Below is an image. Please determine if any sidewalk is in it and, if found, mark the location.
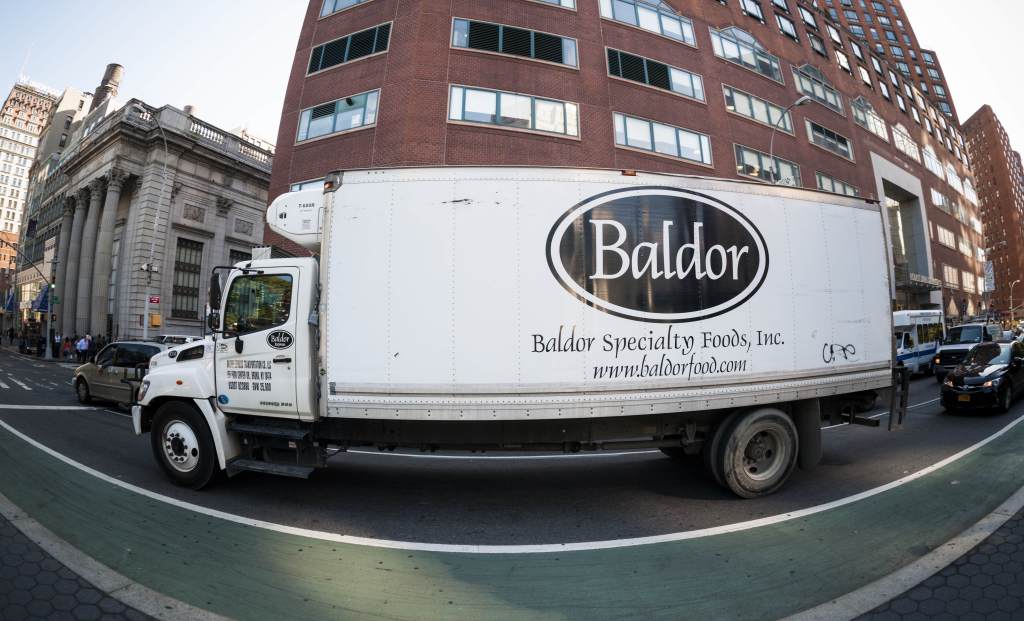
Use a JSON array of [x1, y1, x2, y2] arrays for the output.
[[0, 513, 151, 621], [0, 343, 80, 366], [857, 506, 1024, 620]]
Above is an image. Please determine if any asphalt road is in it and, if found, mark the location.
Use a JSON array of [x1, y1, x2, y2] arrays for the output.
[[0, 347, 1017, 547]]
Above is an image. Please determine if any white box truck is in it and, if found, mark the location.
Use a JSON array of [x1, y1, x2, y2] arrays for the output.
[[131, 167, 897, 497]]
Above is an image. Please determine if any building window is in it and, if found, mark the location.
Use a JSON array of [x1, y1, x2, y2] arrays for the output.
[[453, 19, 578, 67], [808, 33, 827, 56], [927, 67, 941, 79], [598, 0, 696, 46], [922, 145, 944, 178], [534, 0, 576, 7], [892, 124, 920, 161], [816, 172, 859, 196], [723, 85, 792, 132], [792, 64, 843, 114], [739, 0, 764, 19], [945, 162, 964, 195], [806, 120, 853, 160], [711, 27, 783, 82], [58, 134, 67, 147], [933, 84, 947, 98], [825, 23, 843, 46], [962, 271, 976, 293], [835, 50, 852, 73], [320, 0, 374, 18], [229, 249, 251, 265], [858, 66, 872, 87], [942, 264, 959, 288], [449, 85, 579, 137], [606, 49, 704, 100], [735, 144, 801, 186], [923, 51, 935, 65], [171, 238, 203, 319], [776, 14, 798, 40], [307, 23, 391, 74], [63, 117, 72, 130], [613, 112, 712, 165], [851, 98, 888, 141], [296, 90, 379, 142], [936, 225, 956, 248], [798, 6, 817, 29]]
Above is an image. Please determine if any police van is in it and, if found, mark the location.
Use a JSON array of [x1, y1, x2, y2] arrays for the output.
[[893, 310, 944, 374]]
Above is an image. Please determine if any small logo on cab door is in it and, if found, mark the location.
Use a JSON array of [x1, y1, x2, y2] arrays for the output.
[[267, 330, 294, 350]]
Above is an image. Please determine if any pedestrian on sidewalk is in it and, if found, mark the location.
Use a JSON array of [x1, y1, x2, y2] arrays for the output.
[[75, 336, 87, 363], [61, 337, 72, 362], [5, 327, 12, 345]]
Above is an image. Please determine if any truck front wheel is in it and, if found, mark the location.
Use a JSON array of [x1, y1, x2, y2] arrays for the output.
[[151, 401, 218, 490], [716, 408, 798, 498]]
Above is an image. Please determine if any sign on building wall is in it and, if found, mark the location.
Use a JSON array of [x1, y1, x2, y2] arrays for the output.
[[984, 261, 995, 292]]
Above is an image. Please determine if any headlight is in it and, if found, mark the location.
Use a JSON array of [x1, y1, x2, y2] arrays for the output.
[[934, 356, 940, 365], [137, 380, 150, 402], [983, 377, 1001, 388]]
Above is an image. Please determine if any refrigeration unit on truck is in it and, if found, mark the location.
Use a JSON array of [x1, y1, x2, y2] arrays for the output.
[[131, 167, 900, 498]]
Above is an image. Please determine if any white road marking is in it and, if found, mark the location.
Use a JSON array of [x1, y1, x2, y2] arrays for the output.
[[0, 405, 97, 410], [103, 409, 131, 418], [0, 406, 1020, 554], [7, 376, 31, 391], [0, 379, 8, 390]]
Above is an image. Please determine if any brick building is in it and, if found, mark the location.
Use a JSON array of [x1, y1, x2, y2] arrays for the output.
[[269, 0, 983, 317], [963, 105, 1024, 322]]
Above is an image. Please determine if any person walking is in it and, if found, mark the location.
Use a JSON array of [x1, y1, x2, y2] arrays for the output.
[[75, 336, 87, 363], [61, 337, 72, 362]]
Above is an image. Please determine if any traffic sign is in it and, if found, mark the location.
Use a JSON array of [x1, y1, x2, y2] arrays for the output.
[[149, 295, 161, 304]]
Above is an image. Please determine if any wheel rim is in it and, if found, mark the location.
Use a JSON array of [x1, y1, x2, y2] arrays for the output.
[[161, 420, 200, 473], [741, 428, 786, 482]]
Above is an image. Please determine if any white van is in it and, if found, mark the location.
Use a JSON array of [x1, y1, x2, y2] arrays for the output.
[[893, 310, 945, 374]]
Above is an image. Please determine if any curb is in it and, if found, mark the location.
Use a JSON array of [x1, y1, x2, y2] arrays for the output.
[[785, 482, 1024, 620], [0, 491, 231, 621]]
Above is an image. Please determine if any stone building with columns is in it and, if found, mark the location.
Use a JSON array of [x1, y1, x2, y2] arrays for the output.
[[16, 99, 273, 341]]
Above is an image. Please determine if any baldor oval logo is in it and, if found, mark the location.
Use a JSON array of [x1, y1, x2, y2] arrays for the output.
[[267, 330, 293, 350], [547, 187, 769, 322]]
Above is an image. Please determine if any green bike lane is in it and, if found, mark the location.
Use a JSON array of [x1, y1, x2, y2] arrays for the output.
[[2, 414, 1023, 621]]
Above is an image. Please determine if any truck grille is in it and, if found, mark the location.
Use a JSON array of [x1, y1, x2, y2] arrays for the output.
[[938, 351, 966, 367]]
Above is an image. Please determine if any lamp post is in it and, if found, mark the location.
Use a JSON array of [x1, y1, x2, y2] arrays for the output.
[[130, 103, 170, 341], [1010, 279, 1021, 327], [768, 95, 813, 184]]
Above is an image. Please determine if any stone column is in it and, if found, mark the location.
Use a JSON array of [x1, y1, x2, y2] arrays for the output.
[[90, 169, 127, 338], [75, 178, 104, 336], [61, 188, 90, 339], [53, 196, 74, 338]]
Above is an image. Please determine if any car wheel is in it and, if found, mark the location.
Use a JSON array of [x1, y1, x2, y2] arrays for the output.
[[75, 379, 91, 404], [150, 401, 218, 489], [998, 383, 1013, 413]]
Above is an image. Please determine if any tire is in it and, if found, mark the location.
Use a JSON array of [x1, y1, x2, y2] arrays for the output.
[[150, 401, 218, 489], [998, 383, 1013, 413], [716, 408, 799, 499], [75, 379, 92, 404], [703, 410, 744, 487]]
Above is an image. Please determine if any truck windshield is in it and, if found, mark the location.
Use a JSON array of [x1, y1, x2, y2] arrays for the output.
[[946, 326, 983, 344], [962, 343, 1010, 366], [223, 274, 293, 335]]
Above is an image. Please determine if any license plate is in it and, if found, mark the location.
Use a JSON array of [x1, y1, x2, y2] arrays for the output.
[[958, 394, 970, 402]]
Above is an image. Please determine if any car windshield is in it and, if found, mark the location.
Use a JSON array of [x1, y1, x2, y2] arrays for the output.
[[962, 343, 1011, 366], [947, 326, 984, 344]]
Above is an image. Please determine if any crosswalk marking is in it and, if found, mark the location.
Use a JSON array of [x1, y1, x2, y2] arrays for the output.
[[7, 376, 32, 391], [0, 379, 8, 389]]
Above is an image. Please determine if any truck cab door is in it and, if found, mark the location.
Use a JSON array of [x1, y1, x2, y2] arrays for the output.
[[215, 268, 300, 419]]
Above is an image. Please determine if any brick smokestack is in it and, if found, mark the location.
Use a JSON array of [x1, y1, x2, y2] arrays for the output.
[[88, 63, 123, 113]]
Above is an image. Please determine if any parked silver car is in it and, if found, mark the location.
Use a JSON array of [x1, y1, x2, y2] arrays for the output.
[[74, 341, 167, 405]]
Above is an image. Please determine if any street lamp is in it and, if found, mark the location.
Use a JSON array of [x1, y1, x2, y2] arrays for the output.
[[768, 95, 813, 185], [130, 102, 170, 340], [1010, 279, 1021, 326]]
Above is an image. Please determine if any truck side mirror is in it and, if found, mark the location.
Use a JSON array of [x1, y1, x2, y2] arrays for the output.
[[235, 337, 244, 354], [207, 310, 220, 332], [209, 276, 222, 310]]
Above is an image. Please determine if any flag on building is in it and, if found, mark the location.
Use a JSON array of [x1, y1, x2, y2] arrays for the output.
[[31, 284, 49, 312]]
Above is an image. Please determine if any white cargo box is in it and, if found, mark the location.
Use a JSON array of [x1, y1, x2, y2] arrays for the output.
[[317, 167, 892, 421]]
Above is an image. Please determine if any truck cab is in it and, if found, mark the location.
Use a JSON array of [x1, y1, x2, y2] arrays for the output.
[[933, 322, 1001, 382]]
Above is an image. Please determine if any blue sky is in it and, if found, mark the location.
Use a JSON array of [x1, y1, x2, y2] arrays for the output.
[[0, 0, 307, 144], [0, 1, 1020, 153]]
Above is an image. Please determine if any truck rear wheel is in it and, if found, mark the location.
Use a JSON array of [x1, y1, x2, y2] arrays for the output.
[[716, 408, 798, 498], [150, 401, 218, 490]]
